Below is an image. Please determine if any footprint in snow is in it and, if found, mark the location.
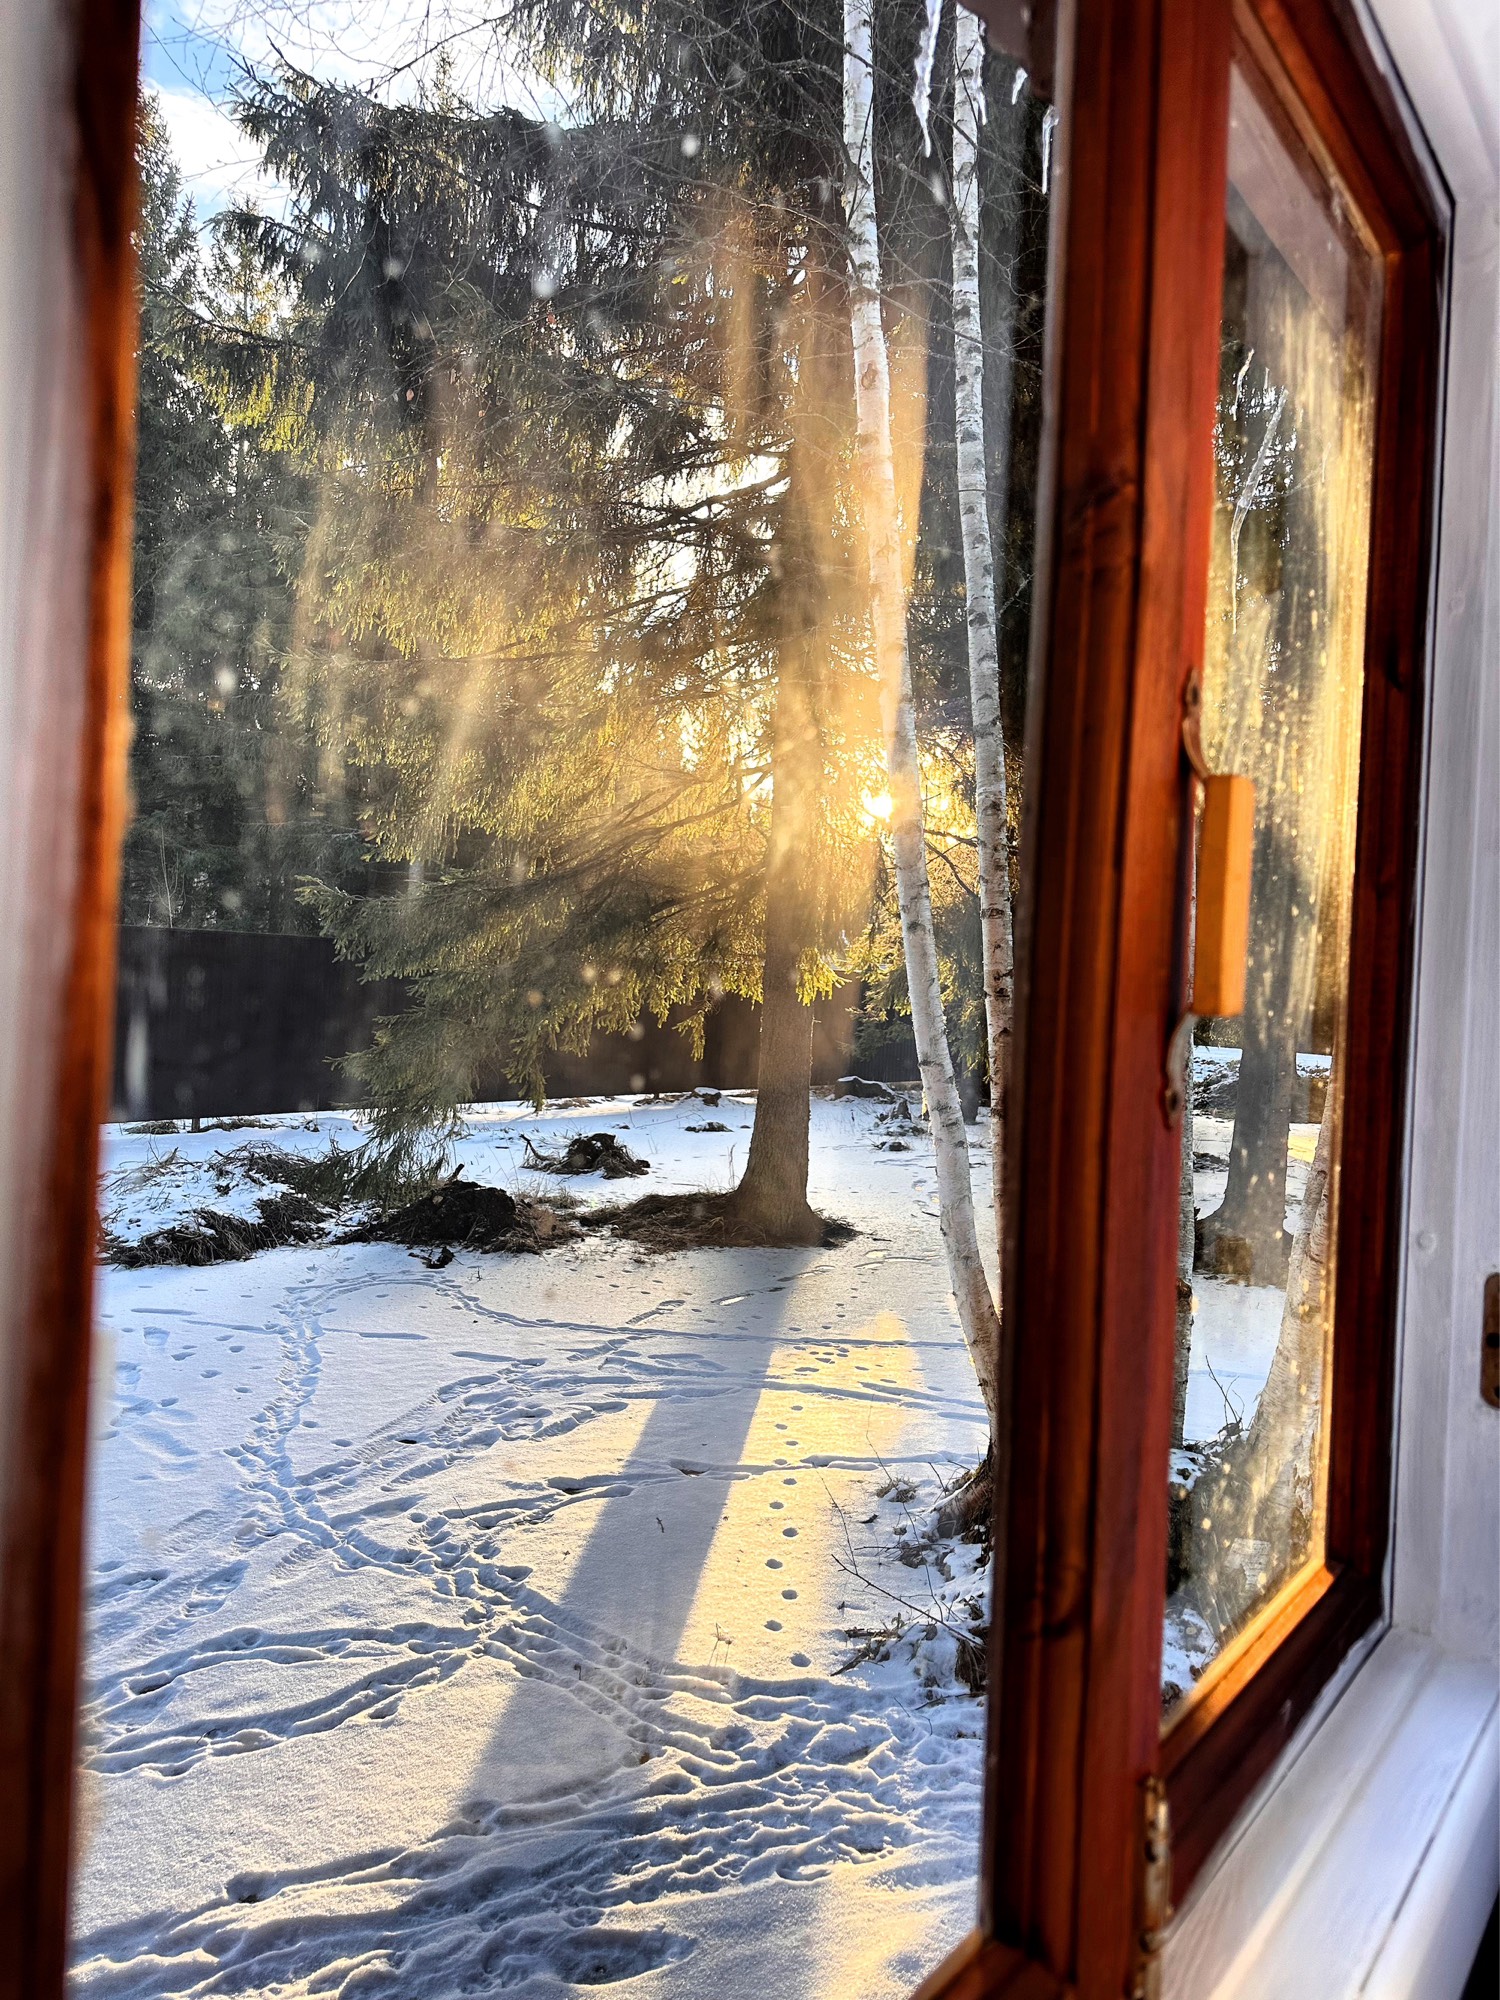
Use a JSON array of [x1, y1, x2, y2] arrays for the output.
[[544, 1926, 694, 1986]]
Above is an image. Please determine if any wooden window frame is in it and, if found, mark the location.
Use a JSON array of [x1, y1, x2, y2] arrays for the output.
[[921, 0, 1444, 1995], [1157, 0, 1443, 1895], [0, 5, 141, 1999], [0, 0, 1441, 1996]]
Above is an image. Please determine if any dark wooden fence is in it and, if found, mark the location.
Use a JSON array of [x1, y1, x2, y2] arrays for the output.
[[110, 927, 913, 1121]]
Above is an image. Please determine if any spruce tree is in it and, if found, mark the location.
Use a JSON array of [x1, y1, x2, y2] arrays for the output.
[[198, 0, 1043, 1240], [209, 59, 883, 1203], [126, 95, 366, 934]]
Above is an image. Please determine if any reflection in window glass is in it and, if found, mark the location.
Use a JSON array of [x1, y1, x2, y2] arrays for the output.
[[1162, 63, 1380, 1714], [74, 6, 1052, 1993]]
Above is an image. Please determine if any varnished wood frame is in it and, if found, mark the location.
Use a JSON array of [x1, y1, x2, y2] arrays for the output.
[[982, 0, 1235, 1992], [914, 6, 1245, 2000], [0, 0, 1439, 1994], [933, 0, 1441, 1994], [0, 4, 141, 1996], [1157, 0, 1442, 1896]]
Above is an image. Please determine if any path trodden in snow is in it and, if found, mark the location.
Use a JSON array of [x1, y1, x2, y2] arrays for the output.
[[71, 1095, 995, 1999]]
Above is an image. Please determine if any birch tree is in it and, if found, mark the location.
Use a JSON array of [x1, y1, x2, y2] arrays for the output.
[[950, 4, 1016, 1232], [1187, 1103, 1333, 1641], [843, 0, 1003, 1439]]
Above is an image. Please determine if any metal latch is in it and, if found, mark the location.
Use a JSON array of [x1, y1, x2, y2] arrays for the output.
[[1132, 1776, 1174, 1999]]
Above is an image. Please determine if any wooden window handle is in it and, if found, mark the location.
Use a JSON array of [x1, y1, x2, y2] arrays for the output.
[[1192, 772, 1255, 1016], [1164, 669, 1255, 1120]]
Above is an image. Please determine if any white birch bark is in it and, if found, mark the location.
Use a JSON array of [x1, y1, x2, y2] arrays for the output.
[[1188, 1104, 1334, 1641], [951, 4, 1016, 1237], [843, 0, 1002, 1434]]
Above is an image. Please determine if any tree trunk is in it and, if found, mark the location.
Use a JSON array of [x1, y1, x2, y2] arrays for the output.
[[1172, 1050, 1195, 1448], [1188, 1103, 1333, 1642], [1197, 979, 1296, 1283], [951, 4, 1018, 1241], [1197, 259, 1336, 1290], [728, 215, 840, 1246], [843, 0, 1003, 1438], [1197, 810, 1301, 1286], [728, 636, 825, 1245]]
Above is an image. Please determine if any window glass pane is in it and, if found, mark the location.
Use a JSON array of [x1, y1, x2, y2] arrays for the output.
[[76, 6, 1054, 1992], [1162, 61, 1381, 1715]]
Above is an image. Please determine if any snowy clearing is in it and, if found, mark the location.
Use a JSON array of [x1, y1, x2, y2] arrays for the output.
[[75, 1086, 1295, 1994], [74, 1095, 995, 1999]]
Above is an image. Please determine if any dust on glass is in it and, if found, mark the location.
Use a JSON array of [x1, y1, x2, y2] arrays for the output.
[[75, 4, 1053, 1995], [1162, 61, 1381, 1716]]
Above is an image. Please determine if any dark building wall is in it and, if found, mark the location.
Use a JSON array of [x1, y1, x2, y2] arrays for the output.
[[113, 927, 407, 1120], [110, 928, 907, 1120]]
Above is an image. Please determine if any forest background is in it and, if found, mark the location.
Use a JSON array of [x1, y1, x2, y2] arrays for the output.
[[126, 0, 1051, 1202], [122, 0, 1338, 1592]]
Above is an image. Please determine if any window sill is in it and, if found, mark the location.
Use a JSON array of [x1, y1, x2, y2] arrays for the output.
[[1165, 1627, 1498, 2000]]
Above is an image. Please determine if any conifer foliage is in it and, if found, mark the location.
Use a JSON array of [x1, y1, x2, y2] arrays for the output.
[[127, 97, 367, 932], [204, 19, 896, 1196], [135, 0, 1051, 1246]]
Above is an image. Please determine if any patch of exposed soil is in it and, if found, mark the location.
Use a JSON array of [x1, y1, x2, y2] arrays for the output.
[[345, 1173, 578, 1254], [595, 1190, 854, 1251], [522, 1131, 650, 1178]]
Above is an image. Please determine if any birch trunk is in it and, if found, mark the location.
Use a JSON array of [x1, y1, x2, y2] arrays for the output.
[[1172, 1056, 1195, 1448], [951, 5, 1017, 1240], [1188, 1104, 1334, 1641], [843, 0, 1002, 1437]]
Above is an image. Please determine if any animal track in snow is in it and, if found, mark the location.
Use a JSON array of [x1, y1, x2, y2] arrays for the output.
[[77, 1100, 993, 1995]]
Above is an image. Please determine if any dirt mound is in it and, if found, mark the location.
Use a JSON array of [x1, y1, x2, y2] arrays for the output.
[[523, 1132, 649, 1178], [346, 1173, 576, 1254], [598, 1190, 854, 1251], [105, 1173, 576, 1268]]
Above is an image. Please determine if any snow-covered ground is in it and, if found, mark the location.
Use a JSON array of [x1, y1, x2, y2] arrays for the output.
[[73, 1094, 995, 1999], [73, 1070, 1315, 1993]]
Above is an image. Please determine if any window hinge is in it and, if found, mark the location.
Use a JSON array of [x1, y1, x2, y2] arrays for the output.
[[1131, 1776, 1173, 2000]]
